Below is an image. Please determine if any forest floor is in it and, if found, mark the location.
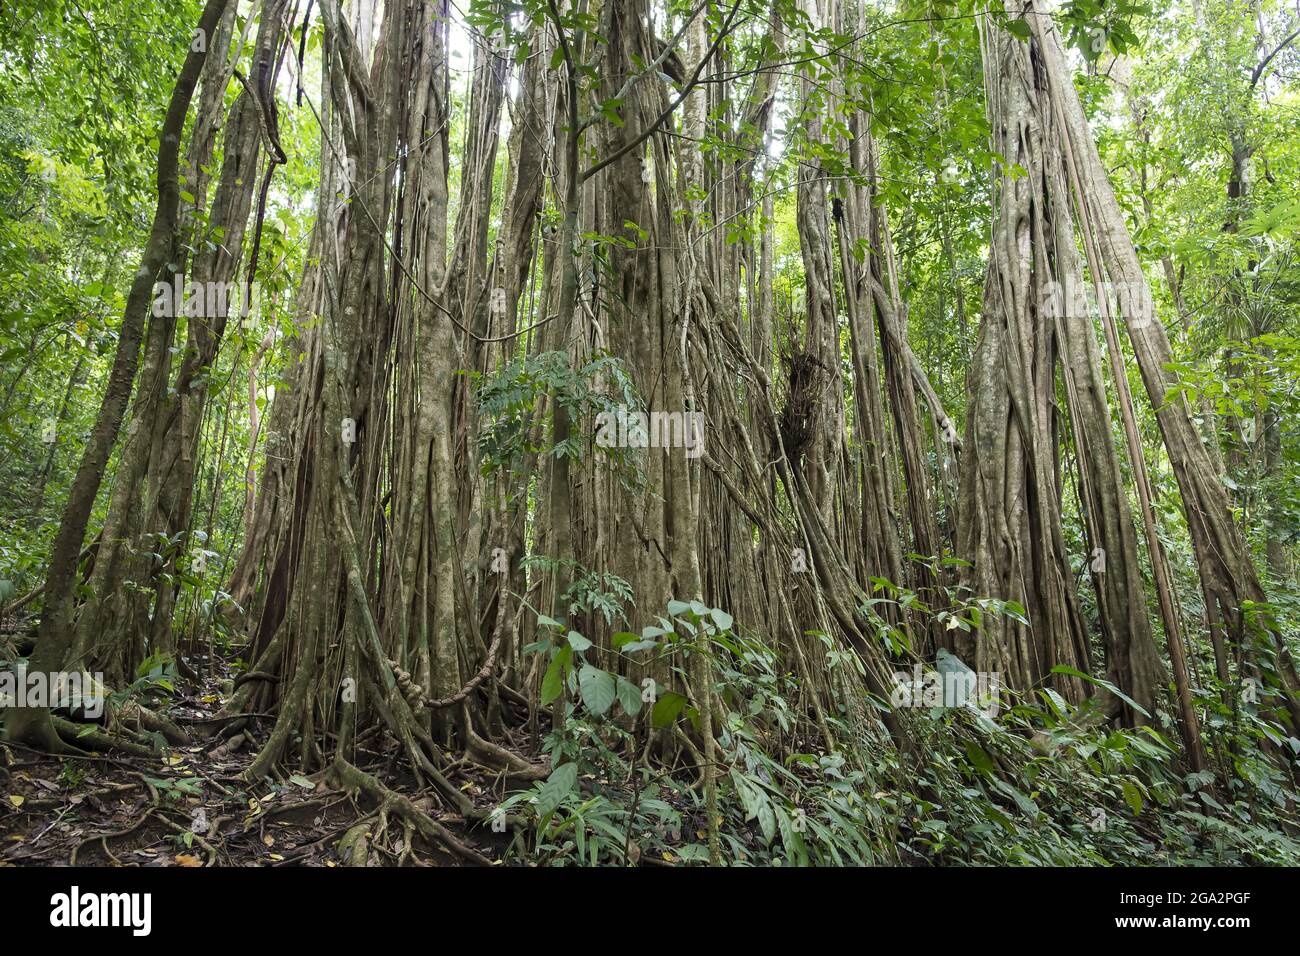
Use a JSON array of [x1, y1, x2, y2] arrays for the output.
[[0, 661, 542, 867]]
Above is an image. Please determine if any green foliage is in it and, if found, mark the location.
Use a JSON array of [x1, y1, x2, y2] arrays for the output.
[[503, 598, 1300, 866], [4, 0, 1300, 873], [523, 556, 634, 627], [476, 349, 644, 492], [105, 653, 177, 713]]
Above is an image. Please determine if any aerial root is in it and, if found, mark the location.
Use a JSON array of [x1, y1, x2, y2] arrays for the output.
[[327, 756, 492, 865], [51, 715, 152, 756], [464, 728, 549, 781], [117, 701, 192, 747], [209, 732, 246, 760], [336, 820, 373, 866]]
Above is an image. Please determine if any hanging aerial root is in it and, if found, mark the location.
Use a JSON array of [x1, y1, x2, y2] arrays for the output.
[[387, 659, 429, 710], [384, 620, 504, 713], [778, 350, 830, 461]]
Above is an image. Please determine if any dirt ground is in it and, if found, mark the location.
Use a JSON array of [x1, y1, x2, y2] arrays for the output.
[[0, 670, 536, 867]]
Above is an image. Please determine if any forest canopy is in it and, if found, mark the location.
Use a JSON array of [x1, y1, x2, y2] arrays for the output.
[[2, 0, 1300, 869]]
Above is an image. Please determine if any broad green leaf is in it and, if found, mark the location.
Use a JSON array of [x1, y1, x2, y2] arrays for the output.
[[541, 645, 572, 705], [1122, 780, 1144, 816], [651, 691, 688, 728], [615, 676, 642, 716], [533, 762, 578, 816], [578, 663, 616, 715], [1050, 665, 1151, 719], [965, 742, 995, 776]]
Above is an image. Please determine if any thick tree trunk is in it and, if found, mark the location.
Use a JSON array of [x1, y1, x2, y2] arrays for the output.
[[6, 0, 232, 748], [1027, 1, 1300, 731], [959, 10, 1090, 698]]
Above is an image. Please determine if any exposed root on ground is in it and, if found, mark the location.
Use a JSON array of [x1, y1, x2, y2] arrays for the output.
[[327, 756, 492, 865]]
